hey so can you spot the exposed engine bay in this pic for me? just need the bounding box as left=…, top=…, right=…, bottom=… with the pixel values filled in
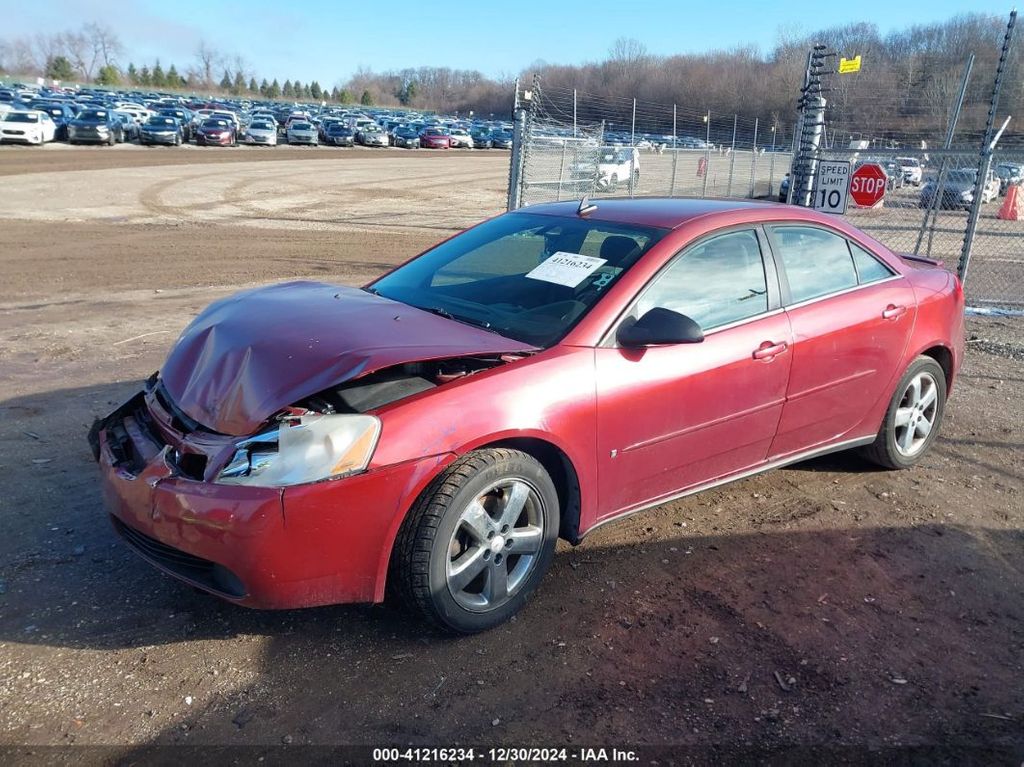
left=293, top=355, right=520, bottom=416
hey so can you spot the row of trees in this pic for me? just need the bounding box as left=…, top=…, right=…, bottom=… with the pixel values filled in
left=2, top=12, right=1019, bottom=138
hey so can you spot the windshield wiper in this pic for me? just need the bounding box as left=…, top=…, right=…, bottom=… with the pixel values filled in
left=421, top=304, right=492, bottom=330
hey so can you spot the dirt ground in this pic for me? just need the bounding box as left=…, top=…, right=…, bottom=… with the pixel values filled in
left=0, top=148, right=1021, bottom=761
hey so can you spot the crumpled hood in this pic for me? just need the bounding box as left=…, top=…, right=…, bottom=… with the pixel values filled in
left=160, top=281, right=536, bottom=436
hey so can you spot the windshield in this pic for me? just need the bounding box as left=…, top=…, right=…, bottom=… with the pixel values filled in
left=5, top=112, right=39, bottom=123
left=78, top=110, right=107, bottom=120
left=251, top=121, right=273, bottom=130
left=945, top=170, right=976, bottom=183
left=291, top=122, right=312, bottom=130
left=147, top=117, right=177, bottom=127
left=203, top=119, right=229, bottom=129
left=369, top=212, right=667, bottom=346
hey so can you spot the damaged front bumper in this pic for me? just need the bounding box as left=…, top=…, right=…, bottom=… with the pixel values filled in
left=90, top=391, right=453, bottom=609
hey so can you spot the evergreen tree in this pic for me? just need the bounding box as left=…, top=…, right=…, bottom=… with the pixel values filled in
left=233, top=71, right=246, bottom=95
left=268, top=78, right=281, bottom=99
left=126, top=63, right=138, bottom=85
left=330, top=86, right=341, bottom=102
left=96, top=65, right=120, bottom=85
left=45, top=56, right=75, bottom=82
left=338, top=89, right=353, bottom=104
left=360, top=89, right=373, bottom=106
left=302, top=83, right=312, bottom=99
left=219, top=70, right=232, bottom=91
left=259, top=78, right=269, bottom=97
left=139, top=65, right=152, bottom=86
left=152, top=61, right=165, bottom=87
left=249, top=77, right=259, bottom=94
left=167, top=64, right=181, bottom=88
left=310, top=81, right=322, bottom=100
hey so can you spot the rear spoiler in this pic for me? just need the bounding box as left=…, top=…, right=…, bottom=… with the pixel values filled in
left=897, top=252, right=944, bottom=268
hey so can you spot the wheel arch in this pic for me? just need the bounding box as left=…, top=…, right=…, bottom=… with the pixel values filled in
left=920, top=344, right=954, bottom=390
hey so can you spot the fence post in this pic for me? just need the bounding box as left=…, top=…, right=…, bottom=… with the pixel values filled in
left=959, top=10, right=1016, bottom=284
left=669, top=104, right=678, bottom=197
left=556, top=140, right=567, bottom=201
left=726, top=115, right=737, bottom=197
left=702, top=111, right=711, bottom=197
left=506, top=106, right=528, bottom=210
left=749, top=117, right=759, bottom=198
left=630, top=98, right=636, bottom=147
left=768, top=123, right=777, bottom=198
left=788, top=46, right=831, bottom=206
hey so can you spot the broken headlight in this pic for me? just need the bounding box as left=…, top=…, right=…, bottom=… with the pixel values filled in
left=216, top=414, right=381, bottom=487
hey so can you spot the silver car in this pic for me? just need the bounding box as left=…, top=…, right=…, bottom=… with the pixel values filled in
left=286, top=121, right=318, bottom=145
left=246, top=120, right=278, bottom=146
left=357, top=125, right=390, bottom=147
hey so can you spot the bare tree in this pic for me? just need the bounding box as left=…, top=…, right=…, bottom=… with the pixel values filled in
left=84, top=22, right=123, bottom=70
left=195, top=40, right=219, bottom=89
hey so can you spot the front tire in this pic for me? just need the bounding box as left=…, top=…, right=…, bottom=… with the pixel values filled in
left=393, top=449, right=559, bottom=634
left=861, top=356, right=946, bottom=469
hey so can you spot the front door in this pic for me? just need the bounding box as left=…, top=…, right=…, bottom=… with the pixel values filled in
left=594, top=228, right=792, bottom=518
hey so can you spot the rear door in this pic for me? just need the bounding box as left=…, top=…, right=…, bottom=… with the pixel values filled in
left=595, top=227, right=792, bottom=517
left=766, top=225, right=916, bottom=457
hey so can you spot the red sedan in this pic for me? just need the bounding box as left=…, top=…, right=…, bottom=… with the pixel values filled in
left=194, top=118, right=236, bottom=146
left=90, top=198, right=964, bottom=633
left=419, top=127, right=452, bottom=149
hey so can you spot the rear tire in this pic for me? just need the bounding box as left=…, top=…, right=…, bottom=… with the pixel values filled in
left=861, top=356, right=946, bottom=470
left=392, top=449, right=559, bottom=634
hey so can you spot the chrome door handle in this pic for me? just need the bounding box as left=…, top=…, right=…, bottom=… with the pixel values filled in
left=753, top=341, right=788, bottom=360
left=883, top=304, right=907, bottom=320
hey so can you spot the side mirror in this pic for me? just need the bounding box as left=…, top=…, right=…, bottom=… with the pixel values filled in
left=616, top=308, right=704, bottom=347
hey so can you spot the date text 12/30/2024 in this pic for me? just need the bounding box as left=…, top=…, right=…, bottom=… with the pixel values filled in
left=373, top=747, right=639, bottom=762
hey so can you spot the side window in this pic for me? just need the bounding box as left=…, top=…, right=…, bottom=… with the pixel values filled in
left=850, top=243, right=894, bottom=284
left=771, top=226, right=858, bottom=303
left=635, top=229, right=768, bottom=330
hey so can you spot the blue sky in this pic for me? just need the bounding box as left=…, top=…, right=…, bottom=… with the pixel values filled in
left=0, top=0, right=1008, bottom=85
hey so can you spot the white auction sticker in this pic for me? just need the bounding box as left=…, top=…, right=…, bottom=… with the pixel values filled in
left=525, top=252, right=607, bottom=288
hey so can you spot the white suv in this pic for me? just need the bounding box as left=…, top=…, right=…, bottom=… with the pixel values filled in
left=897, top=157, right=923, bottom=186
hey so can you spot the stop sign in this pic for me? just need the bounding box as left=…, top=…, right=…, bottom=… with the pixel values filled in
left=850, top=163, right=887, bottom=207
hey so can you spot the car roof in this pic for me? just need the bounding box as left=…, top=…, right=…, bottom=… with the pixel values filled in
left=515, top=197, right=831, bottom=230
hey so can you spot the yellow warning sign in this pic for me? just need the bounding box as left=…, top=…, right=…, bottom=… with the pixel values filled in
left=839, top=55, right=862, bottom=74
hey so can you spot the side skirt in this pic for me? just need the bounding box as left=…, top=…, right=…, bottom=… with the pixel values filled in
left=578, top=435, right=875, bottom=541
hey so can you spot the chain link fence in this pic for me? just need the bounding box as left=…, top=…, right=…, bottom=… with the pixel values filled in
left=508, top=12, right=1022, bottom=312
left=511, top=83, right=793, bottom=207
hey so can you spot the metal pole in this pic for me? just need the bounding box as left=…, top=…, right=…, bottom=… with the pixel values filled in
left=916, top=54, right=974, bottom=255
left=768, top=123, right=777, bottom=198
left=557, top=140, right=567, bottom=201
left=726, top=115, right=738, bottom=197
left=630, top=98, right=636, bottom=146
left=670, top=104, right=678, bottom=197
left=573, top=89, right=577, bottom=138
left=750, top=117, right=759, bottom=198
left=960, top=10, right=1016, bottom=283
left=506, top=107, right=527, bottom=210
left=702, top=111, right=710, bottom=197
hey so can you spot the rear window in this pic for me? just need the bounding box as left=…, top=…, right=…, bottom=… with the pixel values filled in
left=770, top=226, right=859, bottom=303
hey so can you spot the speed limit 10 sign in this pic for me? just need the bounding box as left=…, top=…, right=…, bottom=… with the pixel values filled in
left=813, top=160, right=851, bottom=214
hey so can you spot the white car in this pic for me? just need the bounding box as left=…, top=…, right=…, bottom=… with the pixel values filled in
left=449, top=128, right=474, bottom=148
left=0, top=110, right=56, bottom=145
left=357, top=125, right=389, bottom=147
left=286, top=121, right=318, bottom=145
left=897, top=157, right=923, bottom=186
left=245, top=119, right=278, bottom=146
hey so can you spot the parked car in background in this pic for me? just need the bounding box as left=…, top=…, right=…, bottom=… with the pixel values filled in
left=858, top=159, right=904, bottom=191
left=449, top=128, right=474, bottom=148
left=419, top=126, right=451, bottom=149
left=919, top=168, right=1000, bottom=209
left=29, top=102, right=76, bottom=140
left=470, top=128, right=492, bottom=149
left=113, top=111, right=140, bottom=142
left=994, top=162, right=1023, bottom=195
left=195, top=118, right=236, bottom=146
left=245, top=119, right=278, bottom=146
left=573, top=147, right=641, bottom=190
left=158, top=109, right=194, bottom=141
left=489, top=131, right=513, bottom=150
left=286, top=120, right=318, bottom=145
left=0, top=110, right=56, bottom=145
left=90, top=198, right=965, bottom=634
left=68, top=109, right=123, bottom=145
left=392, top=126, right=420, bottom=149
left=357, top=124, right=389, bottom=147
left=323, top=123, right=355, bottom=147
left=896, top=157, right=923, bottom=186
left=139, top=115, right=183, bottom=146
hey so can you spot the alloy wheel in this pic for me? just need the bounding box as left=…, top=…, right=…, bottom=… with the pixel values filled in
left=893, top=371, right=939, bottom=457
left=446, top=478, right=545, bottom=612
